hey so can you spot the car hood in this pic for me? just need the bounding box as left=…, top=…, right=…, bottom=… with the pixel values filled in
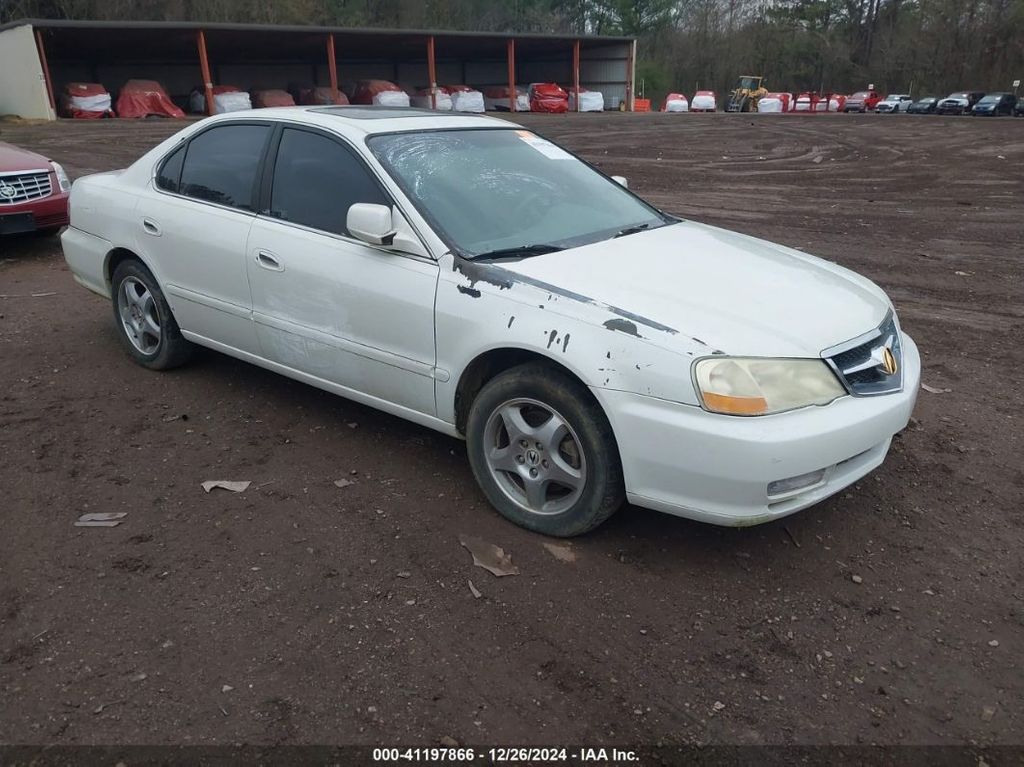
left=0, top=141, right=53, bottom=172
left=497, top=221, right=891, bottom=357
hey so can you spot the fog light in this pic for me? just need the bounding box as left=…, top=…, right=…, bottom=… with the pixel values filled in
left=767, top=468, right=827, bottom=498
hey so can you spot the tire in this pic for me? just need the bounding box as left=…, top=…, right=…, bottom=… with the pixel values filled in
left=466, top=362, right=625, bottom=537
left=110, top=259, right=193, bottom=370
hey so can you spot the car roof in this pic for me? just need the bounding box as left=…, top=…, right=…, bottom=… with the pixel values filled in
left=202, top=105, right=520, bottom=136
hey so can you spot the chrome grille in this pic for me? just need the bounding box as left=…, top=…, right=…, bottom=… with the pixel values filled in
left=823, top=314, right=903, bottom=396
left=0, top=170, right=53, bottom=205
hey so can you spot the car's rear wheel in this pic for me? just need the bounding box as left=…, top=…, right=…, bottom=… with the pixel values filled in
left=466, top=362, right=625, bottom=537
left=111, top=259, right=193, bottom=370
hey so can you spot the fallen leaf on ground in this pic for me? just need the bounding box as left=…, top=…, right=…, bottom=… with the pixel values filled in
left=542, top=541, right=577, bottom=563
left=921, top=383, right=951, bottom=394
left=459, top=534, right=519, bottom=577
left=333, top=478, right=355, bottom=488
left=201, top=480, right=251, bottom=493
left=75, top=512, right=127, bottom=527
left=468, top=580, right=482, bottom=599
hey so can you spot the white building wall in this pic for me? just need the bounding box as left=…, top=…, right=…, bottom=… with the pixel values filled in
left=0, top=24, right=55, bottom=120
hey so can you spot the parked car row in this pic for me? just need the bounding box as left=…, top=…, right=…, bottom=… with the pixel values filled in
left=861, top=90, right=1020, bottom=116
left=57, top=78, right=608, bottom=118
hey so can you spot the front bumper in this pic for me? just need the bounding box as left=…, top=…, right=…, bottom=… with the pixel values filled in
left=592, top=332, right=920, bottom=527
left=0, top=189, right=69, bottom=234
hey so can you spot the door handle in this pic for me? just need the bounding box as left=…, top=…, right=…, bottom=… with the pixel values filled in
left=255, top=250, right=284, bottom=271
left=142, top=218, right=161, bottom=236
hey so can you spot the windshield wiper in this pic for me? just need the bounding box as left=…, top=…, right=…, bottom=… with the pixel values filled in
left=614, top=223, right=652, bottom=238
left=471, top=244, right=564, bottom=261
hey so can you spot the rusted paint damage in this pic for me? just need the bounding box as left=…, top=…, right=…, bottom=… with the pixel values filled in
left=457, top=284, right=482, bottom=298
left=507, top=316, right=515, bottom=328
left=603, top=318, right=642, bottom=338
left=562, top=333, right=570, bottom=353
left=546, top=329, right=558, bottom=349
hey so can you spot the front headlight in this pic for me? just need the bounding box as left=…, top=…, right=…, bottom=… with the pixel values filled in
left=693, top=357, right=846, bottom=416
left=51, top=161, right=71, bottom=192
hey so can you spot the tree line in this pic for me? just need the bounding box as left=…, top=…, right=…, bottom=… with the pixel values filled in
left=2, top=0, right=1021, bottom=101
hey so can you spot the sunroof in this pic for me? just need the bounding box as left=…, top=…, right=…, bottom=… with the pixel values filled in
left=311, top=106, right=457, bottom=119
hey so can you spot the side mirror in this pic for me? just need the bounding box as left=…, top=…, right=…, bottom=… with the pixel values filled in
left=347, top=203, right=395, bottom=246
left=612, top=175, right=628, bottom=188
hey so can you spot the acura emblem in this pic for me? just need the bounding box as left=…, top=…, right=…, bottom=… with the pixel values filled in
left=881, top=347, right=898, bottom=375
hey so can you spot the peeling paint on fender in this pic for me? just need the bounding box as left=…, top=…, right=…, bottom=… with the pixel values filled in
left=603, top=318, right=642, bottom=337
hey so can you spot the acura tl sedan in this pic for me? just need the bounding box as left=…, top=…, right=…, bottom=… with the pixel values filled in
left=62, top=107, right=920, bottom=537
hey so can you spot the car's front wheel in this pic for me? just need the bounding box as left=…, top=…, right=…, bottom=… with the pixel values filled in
left=466, top=362, right=625, bottom=537
left=111, top=259, right=193, bottom=370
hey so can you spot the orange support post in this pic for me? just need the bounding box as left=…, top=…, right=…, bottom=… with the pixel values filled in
left=196, top=29, right=214, bottom=116
left=573, top=39, right=581, bottom=112
left=507, top=39, right=516, bottom=112
left=327, top=33, right=338, bottom=92
left=34, top=29, right=55, bottom=113
left=427, top=35, right=437, bottom=109
left=624, top=40, right=635, bottom=111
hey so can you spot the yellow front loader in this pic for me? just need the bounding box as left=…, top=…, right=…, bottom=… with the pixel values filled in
left=726, top=75, right=768, bottom=112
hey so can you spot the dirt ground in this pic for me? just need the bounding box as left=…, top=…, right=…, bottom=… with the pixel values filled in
left=1, top=112, right=1022, bottom=750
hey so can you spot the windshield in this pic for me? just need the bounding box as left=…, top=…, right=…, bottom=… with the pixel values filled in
left=947, top=93, right=968, bottom=99
left=368, top=128, right=668, bottom=258
left=978, top=95, right=1000, bottom=103
left=738, top=77, right=760, bottom=89
left=851, top=92, right=870, bottom=99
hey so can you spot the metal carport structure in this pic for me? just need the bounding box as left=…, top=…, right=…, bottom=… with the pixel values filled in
left=0, top=18, right=636, bottom=120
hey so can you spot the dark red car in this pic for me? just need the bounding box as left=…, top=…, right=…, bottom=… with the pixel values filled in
left=0, top=142, right=71, bottom=236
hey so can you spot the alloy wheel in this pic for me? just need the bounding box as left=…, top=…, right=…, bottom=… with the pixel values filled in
left=482, top=398, right=587, bottom=515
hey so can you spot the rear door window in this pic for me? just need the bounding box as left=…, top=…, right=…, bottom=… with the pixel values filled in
left=178, top=124, right=270, bottom=210
left=268, top=128, right=390, bottom=236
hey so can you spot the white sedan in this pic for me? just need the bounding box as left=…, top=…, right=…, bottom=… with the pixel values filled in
left=62, top=107, right=919, bottom=536
left=875, top=94, right=914, bottom=113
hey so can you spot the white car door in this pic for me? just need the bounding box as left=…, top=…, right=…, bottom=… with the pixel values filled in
left=136, top=121, right=273, bottom=355
left=245, top=125, right=438, bottom=415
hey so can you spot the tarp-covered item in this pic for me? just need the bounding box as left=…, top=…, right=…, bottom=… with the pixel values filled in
left=115, top=80, right=185, bottom=119
left=482, top=86, right=529, bottom=111
left=691, top=90, right=717, bottom=111
left=757, top=92, right=791, bottom=113
left=189, top=85, right=252, bottom=114
left=529, top=82, right=568, bottom=113
left=60, top=82, right=113, bottom=118
left=662, top=92, right=689, bottom=112
left=569, top=88, right=604, bottom=112
left=410, top=88, right=453, bottom=110
left=828, top=94, right=846, bottom=111
left=352, top=80, right=410, bottom=107
left=793, top=92, right=816, bottom=111
left=252, top=89, right=295, bottom=108
left=444, top=85, right=485, bottom=113
left=298, top=87, right=349, bottom=106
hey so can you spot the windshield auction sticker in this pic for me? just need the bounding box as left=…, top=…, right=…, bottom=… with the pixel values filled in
left=515, top=130, right=574, bottom=160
